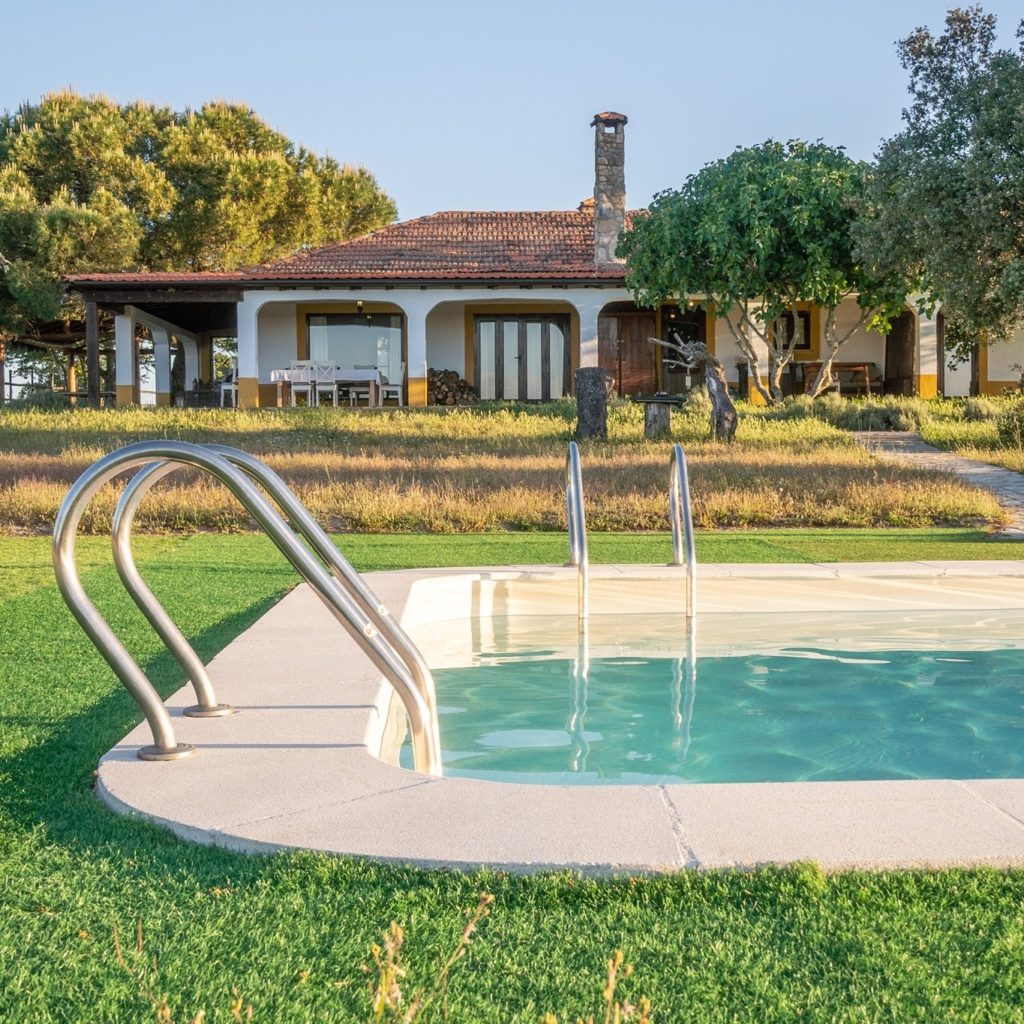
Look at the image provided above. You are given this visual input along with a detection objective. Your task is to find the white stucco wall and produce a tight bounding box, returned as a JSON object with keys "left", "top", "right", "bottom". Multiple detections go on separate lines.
{"left": 256, "top": 302, "right": 297, "bottom": 383}
{"left": 985, "top": 329, "right": 1024, "bottom": 382}
{"left": 943, "top": 356, "right": 972, "bottom": 396}
{"left": 829, "top": 298, "right": 888, "bottom": 365}
{"left": 425, "top": 302, "right": 467, "bottom": 375}
{"left": 254, "top": 303, "right": 296, "bottom": 385}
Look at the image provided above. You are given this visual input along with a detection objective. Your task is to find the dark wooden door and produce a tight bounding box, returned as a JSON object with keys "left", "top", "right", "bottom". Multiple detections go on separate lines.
{"left": 884, "top": 311, "right": 916, "bottom": 396}
{"left": 598, "top": 312, "right": 657, "bottom": 397}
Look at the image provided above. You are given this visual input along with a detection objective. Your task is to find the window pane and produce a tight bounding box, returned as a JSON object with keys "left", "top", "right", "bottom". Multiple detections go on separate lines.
{"left": 550, "top": 322, "right": 565, "bottom": 397}
{"left": 309, "top": 316, "right": 330, "bottom": 362}
{"left": 526, "top": 321, "right": 543, "bottom": 399}
{"left": 479, "top": 320, "right": 495, "bottom": 399}
{"left": 503, "top": 321, "right": 519, "bottom": 399}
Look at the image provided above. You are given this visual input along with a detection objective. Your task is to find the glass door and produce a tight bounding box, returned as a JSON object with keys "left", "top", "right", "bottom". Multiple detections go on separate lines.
{"left": 474, "top": 315, "right": 571, "bottom": 401}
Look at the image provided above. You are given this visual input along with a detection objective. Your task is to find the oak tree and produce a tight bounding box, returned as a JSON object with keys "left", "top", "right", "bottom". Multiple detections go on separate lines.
{"left": 619, "top": 140, "right": 908, "bottom": 402}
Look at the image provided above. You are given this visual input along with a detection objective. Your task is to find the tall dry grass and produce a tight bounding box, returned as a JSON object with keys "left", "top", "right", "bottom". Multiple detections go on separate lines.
{"left": 0, "top": 403, "right": 1005, "bottom": 534}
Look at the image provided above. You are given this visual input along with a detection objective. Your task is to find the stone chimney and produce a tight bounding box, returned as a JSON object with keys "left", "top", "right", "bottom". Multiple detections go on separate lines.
{"left": 591, "top": 111, "right": 628, "bottom": 266}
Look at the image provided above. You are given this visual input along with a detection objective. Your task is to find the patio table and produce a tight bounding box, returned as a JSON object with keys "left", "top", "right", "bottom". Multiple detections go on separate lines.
{"left": 270, "top": 367, "right": 382, "bottom": 407}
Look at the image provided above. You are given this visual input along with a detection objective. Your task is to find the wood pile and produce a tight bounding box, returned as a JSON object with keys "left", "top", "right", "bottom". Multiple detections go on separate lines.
{"left": 428, "top": 368, "right": 479, "bottom": 405}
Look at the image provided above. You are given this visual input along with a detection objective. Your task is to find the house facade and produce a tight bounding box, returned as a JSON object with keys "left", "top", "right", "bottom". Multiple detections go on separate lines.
{"left": 67, "top": 113, "right": 1017, "bottom": 405}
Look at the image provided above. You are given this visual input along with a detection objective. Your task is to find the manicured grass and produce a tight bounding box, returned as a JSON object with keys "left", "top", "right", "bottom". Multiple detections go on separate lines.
{"left": 3, "top": 532, "right": 1024, "bottom": 1021}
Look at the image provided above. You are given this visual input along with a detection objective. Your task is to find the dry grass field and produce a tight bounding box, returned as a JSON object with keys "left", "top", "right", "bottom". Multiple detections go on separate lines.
{"left": 0, "top": 401, "right": 1006, "bottom": 534}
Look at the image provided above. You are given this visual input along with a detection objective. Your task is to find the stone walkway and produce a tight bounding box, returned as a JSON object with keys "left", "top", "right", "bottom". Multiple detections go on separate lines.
{"left": 856, "top": 431, "right": 1024, "bottom": 536}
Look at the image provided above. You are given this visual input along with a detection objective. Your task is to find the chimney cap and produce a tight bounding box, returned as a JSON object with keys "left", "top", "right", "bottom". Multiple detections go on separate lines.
{"left": 591, "top": 111, "right": 628, "bottom": 127}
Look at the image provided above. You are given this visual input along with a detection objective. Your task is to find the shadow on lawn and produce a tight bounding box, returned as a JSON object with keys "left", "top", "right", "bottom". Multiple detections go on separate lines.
{"left": 0, "top": 573, "right": 299, "bottom": 883}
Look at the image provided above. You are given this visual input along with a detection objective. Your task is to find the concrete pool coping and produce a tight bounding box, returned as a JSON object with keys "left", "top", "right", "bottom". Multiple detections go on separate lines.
{"left": 96, "top": 561, "right": 1024, "bottom": 873}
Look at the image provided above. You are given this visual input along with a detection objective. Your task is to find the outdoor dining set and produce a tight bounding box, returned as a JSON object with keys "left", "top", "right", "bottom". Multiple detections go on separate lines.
{"left": 268, "top": 361, "right": 405, "bottom": 407}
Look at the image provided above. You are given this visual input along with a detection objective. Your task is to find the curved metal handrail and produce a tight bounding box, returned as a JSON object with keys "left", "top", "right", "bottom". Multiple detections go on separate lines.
{"left": 54, "top": 441, "right": 441, "bottom": 773}
{"left": 565, "top": 441, "right": 589, "bottom": 621}
{"left": 111, "top": 445, "right": 438, "bottom": 724}
{"left": 669, "top": 443, "right": 697, "bottom": 622}
{"left": 111, "top": 459, "right": 230, "bottom": 720}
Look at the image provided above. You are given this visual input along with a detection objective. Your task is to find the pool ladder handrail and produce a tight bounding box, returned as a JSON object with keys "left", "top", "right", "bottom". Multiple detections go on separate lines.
{"left": 669, "top": 443, "right": 697, "bottom": 622}
{"left": 565, "top": 441, "right": 589, "bottom": 621}
{"left": 112, "top": 444, "right": 438, "bottom": 728}
{"left": 52, "top": 441, "right": 442, "bottom": 775}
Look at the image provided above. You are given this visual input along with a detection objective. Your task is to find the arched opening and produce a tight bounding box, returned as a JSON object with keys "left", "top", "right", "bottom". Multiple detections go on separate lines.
{"left": 884, "top": 309, "right": 917, "bottom": 396}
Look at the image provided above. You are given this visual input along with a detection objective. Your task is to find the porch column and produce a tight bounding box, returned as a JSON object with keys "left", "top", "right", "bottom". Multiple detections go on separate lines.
{"left": 574, "top": 295, "right": 605, "bottom": 370}
{"left": 917, "top": 313, "right": 939, "bottom": 398}
{"left": 405, "top": 301, "right": 430, "bottom": 406}
{"left": 236, "top": 295, "right": 261, "bottom": 408}
{"left": 85, "top": 301, "right": 100, "bottom": 407}
{"left": 152, "top": 327, "right": 172, "bottom": 406}
{"left": 179, "top": 336, "right": 200, "bottom": 394}
{"left": 114, "top": 311, "right": 138, "bottom": 406}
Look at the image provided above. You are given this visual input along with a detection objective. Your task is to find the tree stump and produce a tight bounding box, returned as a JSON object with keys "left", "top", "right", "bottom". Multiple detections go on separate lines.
{"left": 575, "top": 367, "right": 609, "bottom": 440}
{"left": 644, "top": 402, "right": 671, "bottom": 438}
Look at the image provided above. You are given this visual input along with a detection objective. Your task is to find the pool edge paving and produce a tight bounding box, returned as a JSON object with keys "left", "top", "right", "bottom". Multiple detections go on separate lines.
{"left": 96, "top": 562, "right": 1024, "bottom": 873}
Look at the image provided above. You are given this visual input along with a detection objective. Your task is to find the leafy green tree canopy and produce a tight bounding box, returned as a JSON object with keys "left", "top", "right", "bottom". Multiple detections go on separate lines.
{"left": 618, "top": 140, "right": 908, "bottom": 402}
{"left": 857, "top": 5, "right": 1024, "bottom": 357}
{"left": 0, "top": 91, "right": 398, "bottom": 335}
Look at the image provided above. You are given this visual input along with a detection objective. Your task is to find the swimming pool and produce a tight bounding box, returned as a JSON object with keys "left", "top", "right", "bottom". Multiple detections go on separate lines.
{"left": 96, "top": 564, "right": 1024, "bottom": 870}
{"left": 405, "top": 610, "right": 1024, "bottom": 785}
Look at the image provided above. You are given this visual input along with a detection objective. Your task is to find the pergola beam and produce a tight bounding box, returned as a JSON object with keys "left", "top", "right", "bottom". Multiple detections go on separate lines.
{"left": 125, "top": 305, "right": 199, "bottom": 343}
{"left": 76, "top": 287, "right": 243, "bottom": 305}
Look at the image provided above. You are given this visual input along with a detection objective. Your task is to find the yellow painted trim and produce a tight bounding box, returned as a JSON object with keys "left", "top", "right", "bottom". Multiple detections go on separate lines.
{"left": 746, "top": 380, "right": 769, "bottom": 406}
{"left": 915, "top": 374, "right": 939, "bottom": 399}
{"left": 154, "top": 392, "right": 171, "bottom": 407}
{"left": 258, "top": 383, "right": 278, "bottom": 408}
{"left": 408, "top": 376, "right": 428, "bottom": 407}
{"left": 115, "top": 384, "right": 136, "bottom": 406}
{"left": 462, "top": 302, "right": 579, "bottom": 397}
{"left": 238, "top": 377, "right": 260, "bottom": 409}
{"left": 296, "top": 302, "right": 406, "bottom": 363}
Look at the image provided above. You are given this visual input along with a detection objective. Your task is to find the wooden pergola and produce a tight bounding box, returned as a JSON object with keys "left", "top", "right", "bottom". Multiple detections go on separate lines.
{"left": 67, "top": 282, "right": 242, "bottom": 406}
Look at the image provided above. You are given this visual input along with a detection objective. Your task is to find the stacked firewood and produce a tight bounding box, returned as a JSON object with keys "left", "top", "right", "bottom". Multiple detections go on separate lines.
{"left": 427, "top": 368, "right": 479, "bottom": 405}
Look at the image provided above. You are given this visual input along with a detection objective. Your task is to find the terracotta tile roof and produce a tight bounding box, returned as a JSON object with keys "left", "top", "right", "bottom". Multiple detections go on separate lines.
{"left": 67, "top": 209, "right": 639, "bottom": 287}
{"left": 246, "top": 210, "right": 632, "bottom": 281}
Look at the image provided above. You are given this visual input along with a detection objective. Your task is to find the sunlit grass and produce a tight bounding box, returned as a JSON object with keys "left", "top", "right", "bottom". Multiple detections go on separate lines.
{"left": 0, "top": 403, "right": 1005, "bottom": 533}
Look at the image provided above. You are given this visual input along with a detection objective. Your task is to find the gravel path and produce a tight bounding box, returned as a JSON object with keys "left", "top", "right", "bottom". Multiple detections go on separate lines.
{"left": 855, "top": 431, "right": 1024, "bottom": 536}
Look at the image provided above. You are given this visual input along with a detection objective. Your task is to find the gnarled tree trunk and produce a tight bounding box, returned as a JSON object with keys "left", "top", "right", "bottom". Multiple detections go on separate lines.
{"left": 650, "top": 337, "right": 738, "bottom": 443}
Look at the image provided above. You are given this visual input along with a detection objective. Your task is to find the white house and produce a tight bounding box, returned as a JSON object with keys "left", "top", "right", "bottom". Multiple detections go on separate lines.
{"left": 67, "top": 112, "right": 1015, "bottom": 406}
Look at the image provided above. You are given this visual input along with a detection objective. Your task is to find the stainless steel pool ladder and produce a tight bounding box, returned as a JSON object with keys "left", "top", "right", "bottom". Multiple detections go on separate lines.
{"left": 669, "top": 443, "right": 697, "bottom": 623}
{"left": 52, "top": 441, "right": 442, "bottom": 775}
{"left": 565, "top": 441, "right": 589, "bottom": 621}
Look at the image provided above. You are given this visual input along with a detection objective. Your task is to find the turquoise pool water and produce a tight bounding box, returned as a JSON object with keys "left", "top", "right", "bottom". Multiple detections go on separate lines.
{"left": 402, "top": 614, "right": 1024, "bottom": 785}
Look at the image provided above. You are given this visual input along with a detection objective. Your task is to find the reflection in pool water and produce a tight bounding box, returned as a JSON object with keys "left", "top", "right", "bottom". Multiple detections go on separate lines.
{"left": 402, "top": 613, "right": 1024, "bottom": 785}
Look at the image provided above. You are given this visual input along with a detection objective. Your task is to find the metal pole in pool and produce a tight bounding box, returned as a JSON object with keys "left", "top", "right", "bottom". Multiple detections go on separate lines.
{"left": 669, "top": 443, "right": 697, "bottom": 624}
{"left": 566, "top": 441, "right": 589, "bottom": 622}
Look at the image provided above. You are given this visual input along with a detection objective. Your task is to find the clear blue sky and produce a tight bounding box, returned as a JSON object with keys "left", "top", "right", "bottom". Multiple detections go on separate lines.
{"left": 6, "top": 1, "right": 1023, "bottom": 220}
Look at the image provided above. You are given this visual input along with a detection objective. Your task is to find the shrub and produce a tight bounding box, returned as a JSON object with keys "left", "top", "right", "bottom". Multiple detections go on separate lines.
{"left": 8, "top": 388, "right": 74, "bottom": 411}
{"left": 962, "top": 396, "right": 1001, "bottom": 421}
{"left": 765, "top": 395, "right": 930, "bottom": 431}
{"left": 996, "top": 401, "right": 1024, "bottom": 448}
{"left": 679, "top": 386, "right": 712, "bottom": 418}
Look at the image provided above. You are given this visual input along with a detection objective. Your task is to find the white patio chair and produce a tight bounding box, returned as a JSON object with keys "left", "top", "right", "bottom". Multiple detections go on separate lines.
{"left": 289, "top": 360, "right": 313, "bottom": 406}
{"left": 219, "top": 357, "right": 239, "bottom": 408}
{"left": 379, "top": 363, "right": 406, "bottom": 407}
{"left": 313, "top": 361, "right": 338, "bottom": 407}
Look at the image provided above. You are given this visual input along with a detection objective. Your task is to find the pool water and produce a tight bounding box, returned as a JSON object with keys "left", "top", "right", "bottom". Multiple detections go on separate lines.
{"left": 401, "top": 615, "right": 1024, "bottom": 785}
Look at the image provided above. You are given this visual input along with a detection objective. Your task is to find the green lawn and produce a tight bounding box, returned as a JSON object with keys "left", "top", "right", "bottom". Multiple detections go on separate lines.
{"left": 3, "top": 532, "right": 1024, "bottom": 1022}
